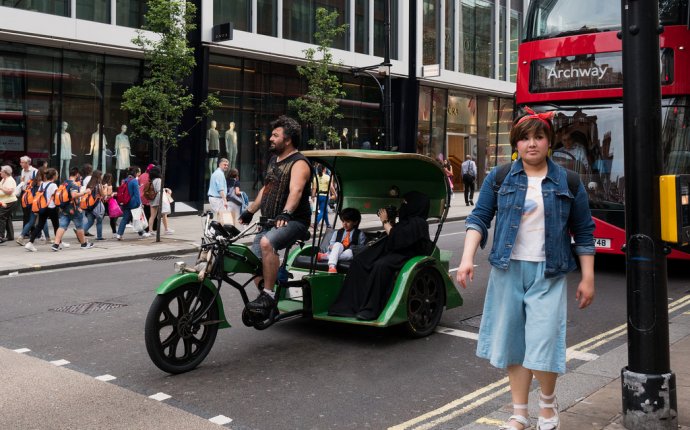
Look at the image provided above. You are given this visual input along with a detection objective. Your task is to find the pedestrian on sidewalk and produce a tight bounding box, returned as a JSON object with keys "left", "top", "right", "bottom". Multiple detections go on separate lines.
{"left": 0, "top": 165, "right": 18, "bottom": 244}
{"left": 456, "top": 108, "right": 596, "bottom": 430}
{"left": 461, "top": 154, "right": 476, "bottom": 206}
{"left": 115, "top": 166, "right": 149, "bottom": 240}
{"left": 17, "top": 155, "right": 38, "bottom": 240}
{"left": 51, "top": 167, "right": 94, "bottom": 251}
{"left": 207, "top": 158, "right": 229, "bottom": 218}
{"left": 82, "top": 170, "right": 105, "bottom": 240}
{"left": 17, "top": 167, "right": 51, "bottom": 246}
{"left": 146, "top": 166, "right": 173, "bottom": 235}
{"left": 24, "top": 168, "right": 60, "bottom": 252}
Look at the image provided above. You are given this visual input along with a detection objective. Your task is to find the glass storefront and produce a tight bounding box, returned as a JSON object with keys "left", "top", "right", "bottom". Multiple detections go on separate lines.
{"left": 0, "top": 42, "right": 147, "bottom": 185}
{"left": 206, "top": 54, "right": 383, "bottom": 197}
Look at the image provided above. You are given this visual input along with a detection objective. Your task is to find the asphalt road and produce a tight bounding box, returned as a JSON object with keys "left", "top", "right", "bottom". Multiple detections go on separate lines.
{"left": 1, "top": 219, "right": 688, "bottom": 429}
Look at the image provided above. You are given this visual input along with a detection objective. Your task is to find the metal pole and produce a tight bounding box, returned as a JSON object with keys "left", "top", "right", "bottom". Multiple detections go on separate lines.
{"left": 620, "top": 1, "right": 677, "bottom": 428}
{"left": 383, "top": 0, "right": 392, "bottom": 151}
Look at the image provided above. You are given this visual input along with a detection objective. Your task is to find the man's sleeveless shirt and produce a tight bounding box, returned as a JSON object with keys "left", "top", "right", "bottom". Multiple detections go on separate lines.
{"left": 261, "top": 152, "right": 312, "bottom": 224}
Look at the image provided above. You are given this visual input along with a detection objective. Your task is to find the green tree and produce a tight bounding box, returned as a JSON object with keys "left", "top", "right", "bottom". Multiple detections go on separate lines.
{"left": 289, "top": 8, "right": 348, "bottom": 149}
{"left": 121, "top": 0, "right": 220, "bottom": 242}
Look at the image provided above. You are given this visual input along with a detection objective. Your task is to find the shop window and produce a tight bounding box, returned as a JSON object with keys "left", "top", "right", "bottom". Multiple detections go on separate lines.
{"left": 214, "top": 0, "right": 251, "bottom": 31}
{"left": 422, "top": 0, "right": 439, "bottom": 65}
{"left": 374, "top": 0, "right": 398, "bottom": 59}
{"left": 459, "top": 0, "right": 494, "bottom": 78}
{"left": 355, "top": 0, "right": 369, "bottom": 54}
{"left": 77, "top": 0, "right": 110, "bottom": 23}
{"left": 116, "top": 0, "right": 146, "bottom": 28}
{"left": 257, "top": 0, "right": 278, "bottom": 36}
{"left": 283, "top": 0, "right": 349, "bottom": 50}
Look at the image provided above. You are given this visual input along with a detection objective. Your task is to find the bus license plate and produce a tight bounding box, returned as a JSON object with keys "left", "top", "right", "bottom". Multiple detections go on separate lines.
{"left": 594, "top": 238, "right": 611, "bottom": 249}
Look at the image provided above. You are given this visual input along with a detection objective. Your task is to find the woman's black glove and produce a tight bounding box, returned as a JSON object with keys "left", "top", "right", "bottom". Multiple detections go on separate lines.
{"left": 239, "top": 210, "right": 254, "bottom": 224}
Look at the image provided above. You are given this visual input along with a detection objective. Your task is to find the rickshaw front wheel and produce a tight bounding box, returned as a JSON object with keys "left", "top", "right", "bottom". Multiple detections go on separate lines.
{"left": 145, "top": 283, "right": 220, "bottom": 374}
{"left": 404, "top": 268, "right": 445, "bottom": 338}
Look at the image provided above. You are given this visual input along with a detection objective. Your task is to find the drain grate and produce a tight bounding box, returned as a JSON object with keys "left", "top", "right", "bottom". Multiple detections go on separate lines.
{"left": 51, "top": 302, "right": 127, "bottom": 315}
{"left": 460, "top": 314, "right": 483, "bottom": 329}
{"left": 150, "top": 255, "right": 180, "bottom": 261}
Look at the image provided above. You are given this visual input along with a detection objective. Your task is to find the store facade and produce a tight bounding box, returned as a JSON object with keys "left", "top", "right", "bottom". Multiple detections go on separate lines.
{"left": 1, "top": 0, "right": 520, "bottom": 213}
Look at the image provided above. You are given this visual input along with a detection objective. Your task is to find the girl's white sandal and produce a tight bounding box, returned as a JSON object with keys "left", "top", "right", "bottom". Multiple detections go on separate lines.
{"left": 537, "top": 392, "right": 560, "bottom": 430}
{"left": 499, "top": 404, "right": 532, "bottom": 430}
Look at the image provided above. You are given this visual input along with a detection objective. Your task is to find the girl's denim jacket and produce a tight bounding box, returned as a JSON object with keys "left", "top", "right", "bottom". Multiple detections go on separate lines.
{"left": 465, "top": 158, "right": 595, "bottom": 278}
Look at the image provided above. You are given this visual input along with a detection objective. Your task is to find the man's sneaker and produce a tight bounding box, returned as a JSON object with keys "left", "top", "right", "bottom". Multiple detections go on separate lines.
{"left": 114, "top": 234, "right": 122, "bottom": 240}
{"left": 25, "top": 242, "right": 37, "bottom": 252}
{"left": 246, "top": 292, "right": 277, "bottom": 311}
{"left": 51, "top": 243, "right": 61, "bottom": 252}
{"left": 80, "top": 242, "right": 94, "bottom": 250}
{"left": 15, "top": 237, "right": 26, "bottom": 246}
{"left": 62, "top": 241, "right": 70, "bottom": 248}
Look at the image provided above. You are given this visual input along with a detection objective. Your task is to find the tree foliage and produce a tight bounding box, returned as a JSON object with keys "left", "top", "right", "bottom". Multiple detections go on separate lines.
{"left": 289, "top": 8, "right": 348, "bottom": 148}
{"left": 121, "top": 0, "right": 220, "bottom": 241}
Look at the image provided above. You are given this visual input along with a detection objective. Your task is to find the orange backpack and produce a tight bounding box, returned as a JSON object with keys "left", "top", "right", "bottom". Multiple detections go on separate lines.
{"left": 54, "top": 180, "right": 80, "bottom": 208}
{"left": 31, "top": 183, "right": 50, "bottom": 214}
{"left": 79, "top": 188, "right": 99, "bottom": 210}
{"left": 21, "top": 178, "right": 38, "bottom": 208}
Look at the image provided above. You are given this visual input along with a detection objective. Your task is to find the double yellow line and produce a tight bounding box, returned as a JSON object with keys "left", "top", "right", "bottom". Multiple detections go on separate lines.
{"left": 389, "top": 294, "right": 690, "bottom": 430}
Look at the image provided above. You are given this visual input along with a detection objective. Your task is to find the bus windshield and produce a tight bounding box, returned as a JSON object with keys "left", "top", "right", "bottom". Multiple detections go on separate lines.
{"left": 528, "top": 98, "right": 690, "bottom": 210}
{"left": 525, "top": 0, "right": 689, "bottom": 41}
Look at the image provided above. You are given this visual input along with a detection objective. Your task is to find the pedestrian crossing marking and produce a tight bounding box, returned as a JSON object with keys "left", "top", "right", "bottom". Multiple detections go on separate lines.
{"left": 209, "top": 415, "right": 233, "bottom": 425}
{"left": 95, "top": 374, "right": 116, "bottom": 382}
{"left": 435, "top": 326, "right": 479, "bottom": 340}
{"left": 149, "top": 392, "right": 171, "bottom": 401}
{"left": 13, "top": 348, "right": 30, "bottom": 354}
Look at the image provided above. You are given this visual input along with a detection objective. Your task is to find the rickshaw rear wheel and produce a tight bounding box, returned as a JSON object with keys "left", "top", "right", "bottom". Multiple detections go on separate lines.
{"left": 404, "top": 268, "right": 445, "bottom": 338}
{"left": 145, "top": 283, "right": 219, "bottom": 374}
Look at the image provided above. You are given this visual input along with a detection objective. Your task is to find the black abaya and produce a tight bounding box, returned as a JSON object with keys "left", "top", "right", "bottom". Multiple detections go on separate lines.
{"left": 328, "top": 192, "right": 432, "bottom": 320}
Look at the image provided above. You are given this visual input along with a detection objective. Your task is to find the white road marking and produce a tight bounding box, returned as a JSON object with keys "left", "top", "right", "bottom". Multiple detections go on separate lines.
{"left": 209, "top": 415, "right": 233, "bottom": 425}
{"left": 95, "top": 374, "right": 117, "bottom": 382}
{"left": 435, "top": 326, "right": 479, "bottom": 340}
{"left": 438, "top": 232, "right": 466, "bottom": 237}
{"left": 149, "top": 392, "right": 172, "bottom": 401}
{"left": 50, "top": 359, "right": 70, "bottom": 366}
{"left": 565, "top": 349, "right": 599, "bottom": 362}
{"left": 13, "top": 348, "right": 30, "bottom": 353}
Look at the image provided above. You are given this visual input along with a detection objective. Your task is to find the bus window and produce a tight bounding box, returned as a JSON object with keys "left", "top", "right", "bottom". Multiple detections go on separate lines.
{"left": 663, "top": 97, "right": 690, "bottom": 174}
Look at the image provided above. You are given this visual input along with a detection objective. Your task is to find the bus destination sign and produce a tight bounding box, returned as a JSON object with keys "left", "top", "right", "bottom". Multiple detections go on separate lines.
{"left": 530, "top": 52, "right": 623, "bottom": 93}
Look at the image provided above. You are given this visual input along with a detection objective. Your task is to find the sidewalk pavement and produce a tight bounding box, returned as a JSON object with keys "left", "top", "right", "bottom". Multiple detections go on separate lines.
{"left": 2, "top": 193, "right": 688, "bottom": 429}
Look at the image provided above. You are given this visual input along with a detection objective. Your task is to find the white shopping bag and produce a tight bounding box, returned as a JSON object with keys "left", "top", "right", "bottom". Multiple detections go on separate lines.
{"left": 130, "top": 206, "right": 149, "bottom": 232}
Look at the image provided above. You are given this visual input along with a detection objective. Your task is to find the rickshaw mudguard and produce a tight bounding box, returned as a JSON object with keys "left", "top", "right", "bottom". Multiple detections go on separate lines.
{"left": 155, "top": 272, "right": 230, "bottom": 329}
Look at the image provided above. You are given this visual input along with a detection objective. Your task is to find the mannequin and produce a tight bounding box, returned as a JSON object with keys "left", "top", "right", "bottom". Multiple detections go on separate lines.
{"left": 52, "top": 121, "right": 74, "bottom": 181}
{"left": 225, "top": 121, "right": 238, "bottom": 170}
{"left": 207, "top": 120, "right": 220, "bottom": 176}
{"left": 114, "top": 125, "right": 132, "bottom": 183}
{"left": 353, "top": 128, "right": 359, "bottom": 148}
{"left": 340, "top": 127, "right": 349, "bottom": 149}
{"left": 86, "top": 123, "right": 108, "bottom": 171}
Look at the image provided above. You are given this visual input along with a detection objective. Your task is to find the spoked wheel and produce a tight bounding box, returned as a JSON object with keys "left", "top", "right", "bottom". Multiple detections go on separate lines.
{"left": 404, "top": 268, "right": 445, "bottom": 338}
{"left": 145, "top": 283, "right": 220, "bottom": 374}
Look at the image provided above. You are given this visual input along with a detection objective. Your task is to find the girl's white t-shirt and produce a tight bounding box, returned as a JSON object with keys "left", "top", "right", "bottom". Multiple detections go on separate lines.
{"left": 44, "top": 182, "right": 58, "bottom": 209}
{"left": 511, "top": 176, "right": 546, "bottom": 262}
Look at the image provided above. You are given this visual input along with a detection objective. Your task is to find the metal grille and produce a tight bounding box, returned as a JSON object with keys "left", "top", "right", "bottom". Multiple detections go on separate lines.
{"left": 150, "top": 255, "right": 180, "bottom": 261}
{"left": 51, "top": 302, "right": 127, "bottom": 315}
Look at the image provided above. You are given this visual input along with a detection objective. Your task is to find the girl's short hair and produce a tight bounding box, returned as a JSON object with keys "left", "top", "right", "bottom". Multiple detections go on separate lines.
{"left": 510, "top": 110, "right": 556, "bottom": 148}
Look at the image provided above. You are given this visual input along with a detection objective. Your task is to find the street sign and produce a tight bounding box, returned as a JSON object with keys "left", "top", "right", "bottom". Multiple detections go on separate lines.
{"left": 422, "top": 64, "right": 440, "bottom": 77}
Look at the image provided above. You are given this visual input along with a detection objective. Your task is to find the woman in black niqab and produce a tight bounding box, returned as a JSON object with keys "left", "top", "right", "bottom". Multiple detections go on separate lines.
{"left": 328, "top": 191, "right": 433, "bottom": 320}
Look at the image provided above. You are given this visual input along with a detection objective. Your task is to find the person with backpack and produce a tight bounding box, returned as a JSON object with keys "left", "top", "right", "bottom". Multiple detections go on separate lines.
{"left": 24, "top": 168, "right": 60, "bottom": 252}
{"left": 146, "top": 166, "right": 173, "bottom": 235}
{"left": 114, "top": 165, "right": 149, "bottom": 240}
{"left": 17, "top": 155, "right": 38, "bottom": 242}
{"left": 50, "top": 166, "right": 94, "bottom": 251}
{"left": 17, "top": 167, "right": 51, "bottom": 245}
{"left": 81, "top": 170, "right": 105, "bottom": 241}
{"left": 138, "top": 163, "right": 156, "bottom": 233}
{"left": 456, "top": 108, "right": 595, "bottom": 430}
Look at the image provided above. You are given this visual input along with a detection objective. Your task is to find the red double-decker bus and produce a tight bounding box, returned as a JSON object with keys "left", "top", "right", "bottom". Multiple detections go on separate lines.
{"left": 516, "top": 0, "right": 690, "bottom": 259}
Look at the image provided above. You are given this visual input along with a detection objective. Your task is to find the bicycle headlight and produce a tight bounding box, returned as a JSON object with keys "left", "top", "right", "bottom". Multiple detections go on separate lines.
{"left": 174, "top": 261, "right": 187, "bottom": 273}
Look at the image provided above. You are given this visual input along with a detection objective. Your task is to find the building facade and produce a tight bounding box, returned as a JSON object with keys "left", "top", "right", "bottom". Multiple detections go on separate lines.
{"left": 0, "top": 0, "right": 521, "bottom": 210}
